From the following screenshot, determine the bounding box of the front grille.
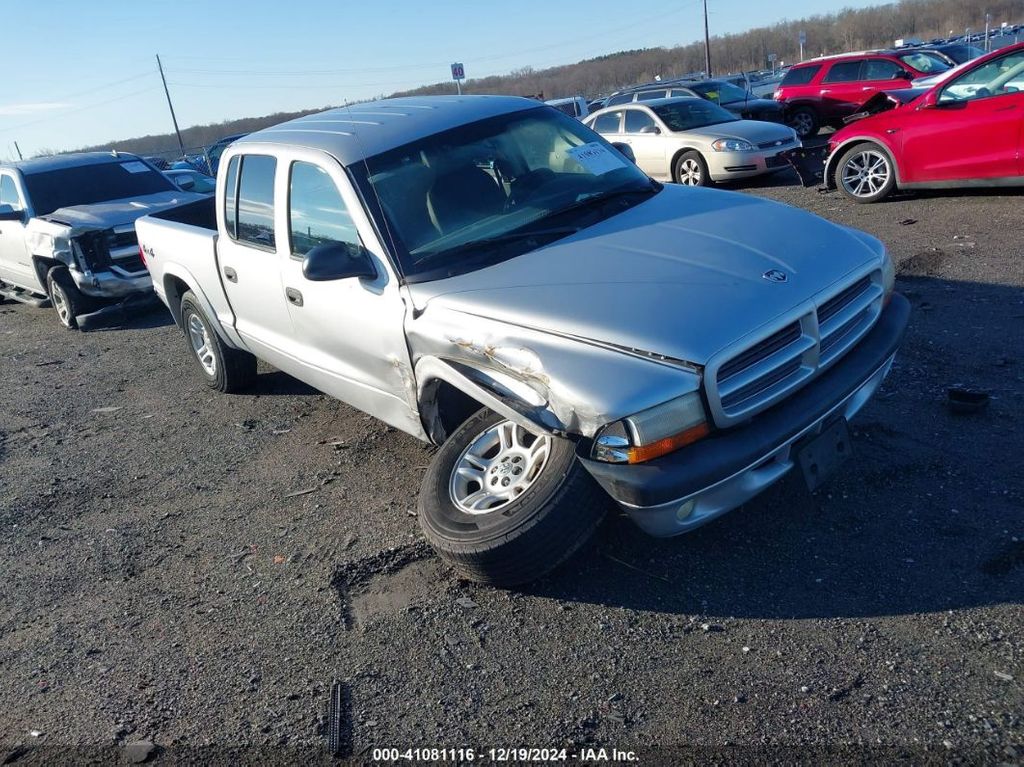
[709,270,884,423]
[757,137,795,150]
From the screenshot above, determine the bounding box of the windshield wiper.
[541,182,659,222]
[413,225,582,269]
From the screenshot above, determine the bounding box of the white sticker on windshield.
[120,161,150,174]
[566,142,627,175]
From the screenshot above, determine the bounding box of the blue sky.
[3,0,883,158]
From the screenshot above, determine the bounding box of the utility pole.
[155,54,185,155]
[702,0,712,77]
[13,141,23,160]
[984,13,991,51]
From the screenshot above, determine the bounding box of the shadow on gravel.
[248,370,320,397]
[527,275,1023,620]
[79,300,174,332]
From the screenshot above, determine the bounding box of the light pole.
[702,0,712,77]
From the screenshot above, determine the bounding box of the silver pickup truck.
[136,96,909,585]
[0,153,204,328]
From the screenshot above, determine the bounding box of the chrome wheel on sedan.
[835,143,896,204]
[674,150,710,187]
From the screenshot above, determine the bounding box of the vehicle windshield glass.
[651,100,739,131]
[23,160,177,217]
[351,106,657,282]
[690,81,750,103]
[899,52,951,73]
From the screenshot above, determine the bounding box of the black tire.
[418,408,609,586]
[673,150,711,187]
[46,266,87,330]
[787,106,819,139]
[179,290,256,393]
[833,142,897,204]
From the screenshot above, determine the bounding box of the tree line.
[77,0,1021,157]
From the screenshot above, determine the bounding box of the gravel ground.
[1,176,1021,765]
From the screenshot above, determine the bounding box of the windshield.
[23,160,176,217]
[690,81,750,104]
[899,52,951,74]
[651,100,739,131]
[350,106,657,282]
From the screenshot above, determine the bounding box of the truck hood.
[39,190,206,230]
[408,185,882,365]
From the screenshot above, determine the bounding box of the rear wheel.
[418,408,608,585]
[787,106,819,139]
[46,267,87,330]
[179,290,256,392]
[835,143,896,203]
[674,150,710,187]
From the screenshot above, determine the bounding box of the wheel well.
[421,379,487,445]
[669,147,701,182]
[162,275,191,327]
[31,257,58,287]
[828,139,901,188]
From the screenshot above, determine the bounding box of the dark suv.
[605,80,785,123]
[774,50,950,137]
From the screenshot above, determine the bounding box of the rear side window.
[780,65,821,86]
[823,61,863,83]
[606,93,635,106]
[863,59,904,80]
[222,156,239,239]
[636,90,667,101]
[234,155,277,249]
[288,162,361,257]
[591,111,622,134]
[624,110,656,133]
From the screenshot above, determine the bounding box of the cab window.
[0,175,23,210]
[233,155,277,249]
[288,161,361,257]
[591,111,623,134]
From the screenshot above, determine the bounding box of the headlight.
[592,392,710,464]
[711,138,755,152]
[881,249,896,304]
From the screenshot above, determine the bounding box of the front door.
[215,153,296,370]
[0,173,36,290]
[276,151,419,434]
[900,49,1024,183]
[620,108,668,179]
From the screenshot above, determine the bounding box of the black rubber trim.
[578,293,910,508]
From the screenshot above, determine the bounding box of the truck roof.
[237,96,542,165]
[2,151,142,175]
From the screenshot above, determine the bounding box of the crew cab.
[0,153,204,328]
[136,96,909,585]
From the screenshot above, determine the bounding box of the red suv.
[774,50,951,138]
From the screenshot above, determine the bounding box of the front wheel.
[179,290,256,392]
[674,150,711,187]
[835,143,897,203]
[46,267,88,330]
[418,408,609,585]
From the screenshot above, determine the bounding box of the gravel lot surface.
[1,175,1021,765]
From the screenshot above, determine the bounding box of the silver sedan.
[584,97,800,186]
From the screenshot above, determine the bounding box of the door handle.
[285,287,303,307]
[223,266,237,283]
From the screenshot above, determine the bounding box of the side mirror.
[610,142,637,163]
[0,204,23,222]
[639,125,661,135]
[302,241,377,282]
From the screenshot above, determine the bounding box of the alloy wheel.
[679,158,703,186]
[840,150,892,198]
[187,313,217,376]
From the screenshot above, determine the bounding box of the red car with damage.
[825,43,1024,203]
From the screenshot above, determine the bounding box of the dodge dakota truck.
[136,96,909,585]
[0,152,204,328]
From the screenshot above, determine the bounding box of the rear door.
[215,152,296,369]
[818,60,865,121]
[276,150,418,430]
[900,49,1024,182]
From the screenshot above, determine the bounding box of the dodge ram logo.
[762,269,788,283]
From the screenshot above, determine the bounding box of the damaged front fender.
[409,308,702,443]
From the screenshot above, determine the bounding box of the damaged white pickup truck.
[0,153,204,328]
[136,96,909,585]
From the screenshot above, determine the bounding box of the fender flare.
[825,137,903,189]
[159,261,244,350]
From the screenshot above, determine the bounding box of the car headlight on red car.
[592,392,710,464]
